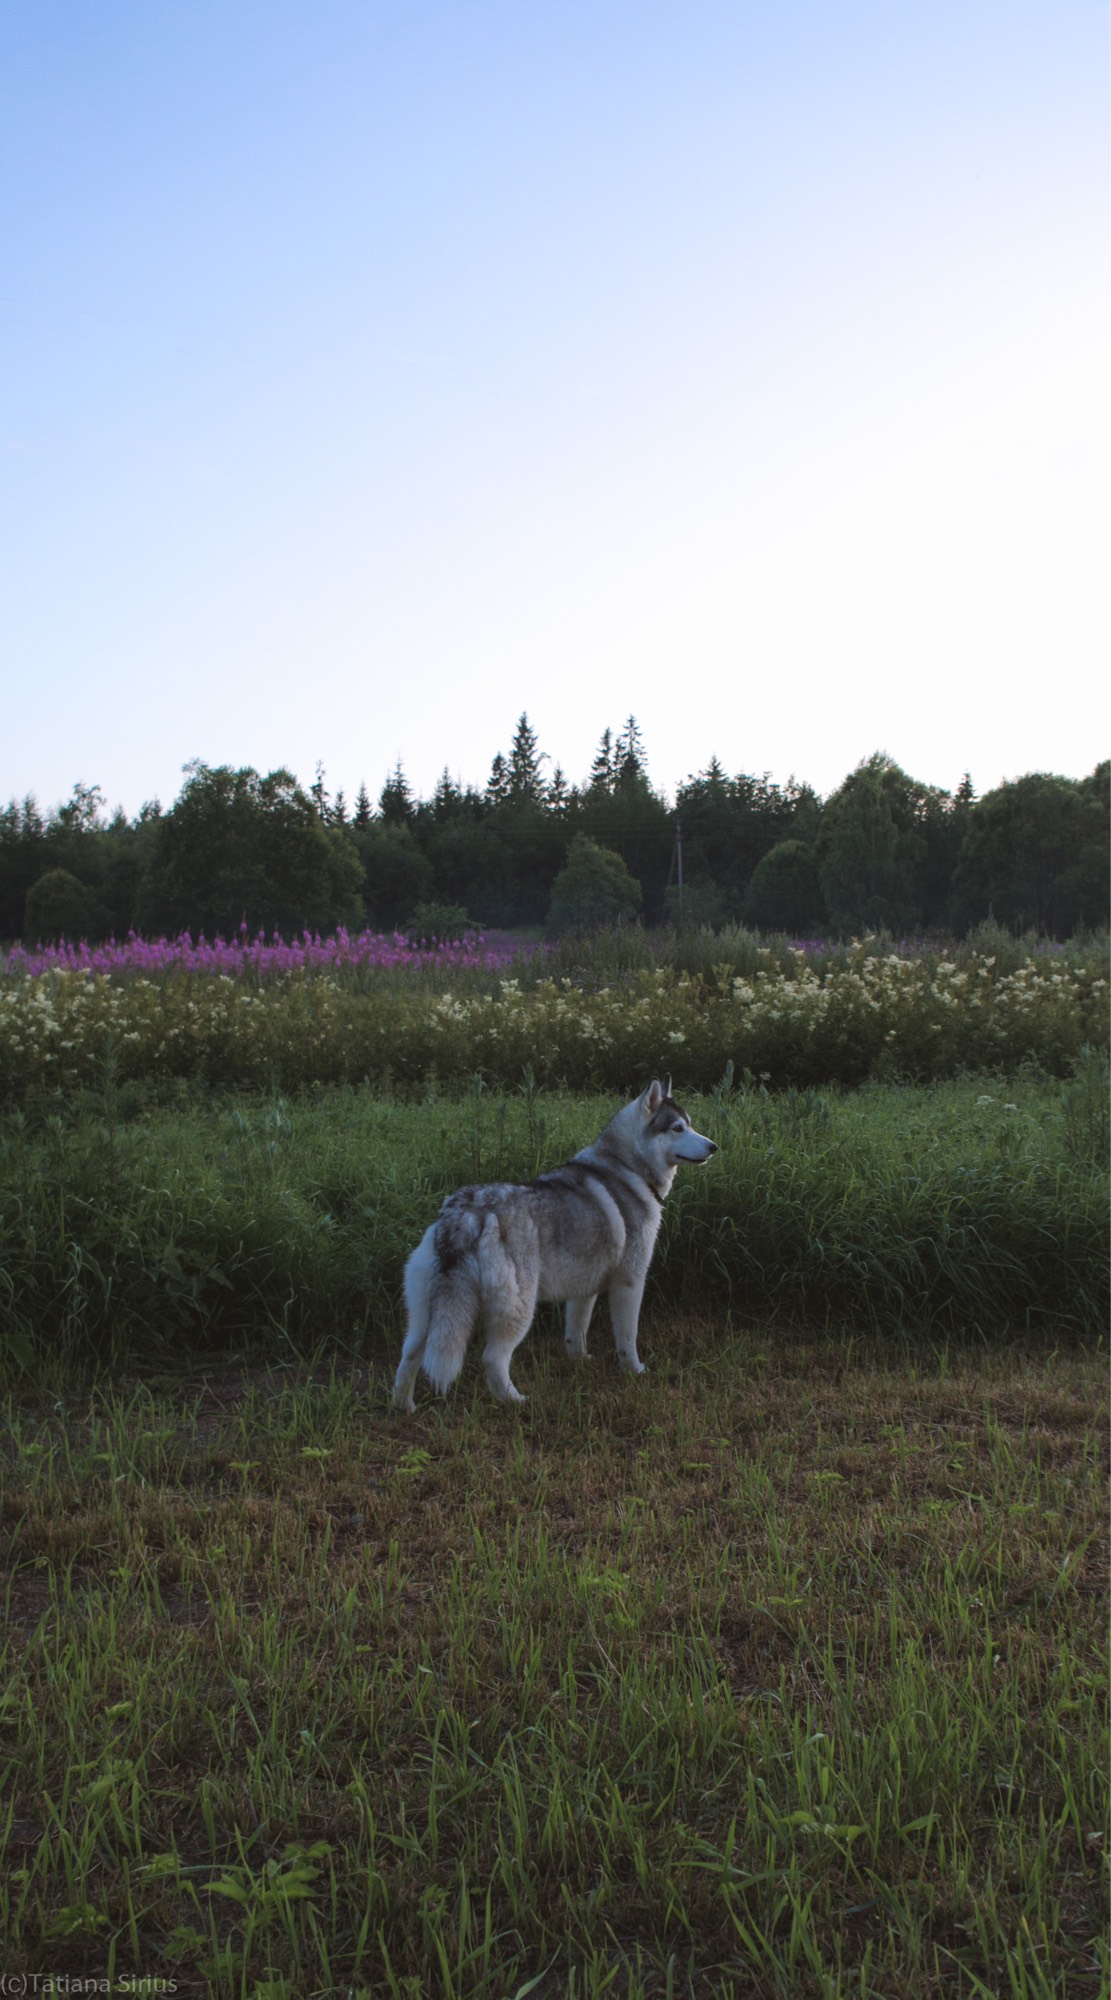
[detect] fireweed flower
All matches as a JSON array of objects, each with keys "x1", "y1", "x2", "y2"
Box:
[{"x1": 3, "y1": 925, "x2": 531, "y2": 982}]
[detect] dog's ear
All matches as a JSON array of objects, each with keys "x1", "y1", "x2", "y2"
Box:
[
  {"x1": 661, "y1": 1072, "x2": 672, "y2": 1101},
  {"x1": 644, "y1": 1078, "x2": 666, "y2": 1114}
]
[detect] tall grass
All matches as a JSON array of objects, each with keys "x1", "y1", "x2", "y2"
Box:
[
  {"x1": 540, "y1": 917, "x2": 1110, "y2": 990},
  {"x1": 1, "y1": 1064, "x2": 1106, "y2": 1376}
]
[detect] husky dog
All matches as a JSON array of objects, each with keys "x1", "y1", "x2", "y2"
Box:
[{"x1": 393, "y1": 1077, "x2": 716, "y2": 1410}]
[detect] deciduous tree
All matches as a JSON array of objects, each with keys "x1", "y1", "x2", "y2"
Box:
[
  {"x1": 139, "y1": 763, "x2": 364, "y2": 937},
  {"x1": 547, "y1": 835, "x2": 643, "y2": 933},
  {"x1": 817, "y1": 754, "x2": 927, "y2": 933}
]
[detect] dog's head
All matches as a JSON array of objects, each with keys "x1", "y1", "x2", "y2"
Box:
[{"x1": 641, "y1": 1076, "x2": 717, "y2": 1165}]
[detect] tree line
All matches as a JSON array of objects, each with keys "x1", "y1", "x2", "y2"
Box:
[{"x1": 2, "y1": 716, "x2": 1107, "y2": 945}]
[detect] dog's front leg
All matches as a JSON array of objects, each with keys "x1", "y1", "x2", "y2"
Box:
[
  {"x1": 564, "y1": 1295, "x2": 597, "y2": 1361},
  {"x1": 608, "y1": 1276, "x2": 647, "y2": 1375}
]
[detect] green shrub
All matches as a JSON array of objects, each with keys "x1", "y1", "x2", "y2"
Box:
[
  {"x1": 23, "y1": 868, "x2": 99, "y2": 944},
  {"x1": 744, "y1": 839, "x2": 826, "y2": 932},
  {"x1": 547, "y1": 836, "x2": 642, "y2": 933},
  {"x1": 404, "y1": 900, "x2": 474, "y2": 943}
]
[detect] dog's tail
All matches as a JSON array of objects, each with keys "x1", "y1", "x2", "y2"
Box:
[{"x1": 393, "y1": 1216, "x2": 482, "y2": 1410}]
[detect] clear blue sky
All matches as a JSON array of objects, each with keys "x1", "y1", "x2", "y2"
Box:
[{"x1": 2, "y1": 1, "x2": 1106, "y2": 818}]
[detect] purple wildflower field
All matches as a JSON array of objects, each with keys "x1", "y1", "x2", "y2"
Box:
[{"x1": 3, "y1": 924, "x2": 527, "y2": 980}]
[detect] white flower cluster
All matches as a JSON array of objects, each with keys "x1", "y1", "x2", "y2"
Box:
[{"x1": 0, "y1": 947, "x2": 1105, "y2": 1095}]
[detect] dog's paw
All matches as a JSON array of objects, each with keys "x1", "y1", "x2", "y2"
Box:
[{"x1": 485, "y1": 1376, "x2": 523, "y2": 1408}]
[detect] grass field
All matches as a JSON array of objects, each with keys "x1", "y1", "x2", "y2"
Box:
[
  {"x1": 1, "y1": 1042, "x2": 1107, "y2": 1996},
  {"x1": 1, "y1": 1327, "x2": 1107, "y2": 1997}
]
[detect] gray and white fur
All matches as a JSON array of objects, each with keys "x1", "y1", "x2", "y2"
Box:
[{"x1": 393, "y1": 1076, "x2": 717, "y2": 1410}]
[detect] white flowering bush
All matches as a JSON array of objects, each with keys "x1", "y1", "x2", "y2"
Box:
[
  {"x1": 0, "y1": 973, "x2": 269, "y2": 1095},
  {"x1": 0, "y1": 944, "x2": 1105, "y2": 1098}
]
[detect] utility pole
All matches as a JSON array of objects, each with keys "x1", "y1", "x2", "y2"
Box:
[{"x1": 668, "y1": 817, "x2": 684, "y2": 922}]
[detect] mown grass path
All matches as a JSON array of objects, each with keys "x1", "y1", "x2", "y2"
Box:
[{"x1": 2, "y1": 1328, "x2": 1106, "y2": 1998}]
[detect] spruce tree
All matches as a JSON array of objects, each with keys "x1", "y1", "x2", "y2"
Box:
[
  {"x1": 547, "y1": 765, "x2": 572, "y2": 816},
  {"x1": 485, "y1": 753, "x2": 510, "y2": 808},
  {"x1": 379, "y1": 762, "x2": 413, "y2": 825},
  {"x1": 589, "y1": 727, "x2": 616, "y2": 791},
  {"x1": 432, "y1": 768, "x2": 463, "y2": 819},
  {"x1": 507, "y1": 713, "x2": 547, "y2": 804},
  {"x1": 615, "y1": 716, "x2": 647, "y2": 785}
]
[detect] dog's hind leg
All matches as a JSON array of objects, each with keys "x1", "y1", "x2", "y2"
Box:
[
  {"x1": 393, "y1": 1227, "x2": 437, "y2": 1412},
  {"x1": 481, "y1": 1304, "x2": 534, "y2": 1402},
  {"x1": 563, "y1": 1294, "x2": 597, "y2": 1362},
  {"x1": 480, "y1": 1276, "x2": 539, "y2": 1404}
]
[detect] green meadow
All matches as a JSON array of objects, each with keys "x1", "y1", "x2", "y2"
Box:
[
  {"x1": 0, "y1": 934, "x2": 1107, "y2": 1996},
  {"x1": 1, "y1": 1325, "x2": 1106, "y2": 1998}
]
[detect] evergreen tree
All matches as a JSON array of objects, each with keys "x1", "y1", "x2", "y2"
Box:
[
  {"x1": 614, "y1": 716, "x2": 647, "y2": 786},
  {"x1": 353, "y1": 783, "x2": 373, "y2": 829},
  {"x1": 578, "y1": 737, "x2": 672, "y2": 920},
  {"x1": 485, "y1": 753, "x2": 510, "y2": 808},
  {"x1": 379, "y1": 761, "x2": 414, "y2": 825},
  {"x1": 431, "y1": 768, "x2": 463, "y2": 819},
  {"x1": 589, "y1": 728, "x2": 616, "y2": 792},
  {"x1": 507, "y1": 713, "x2": 547, "y2": 805},
  {"x1": 547, "y1": 765, "x2": 572, "y2": 817}
]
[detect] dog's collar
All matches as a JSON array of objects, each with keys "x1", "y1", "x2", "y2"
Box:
[{"x1": 645, "y1": 1179, "x2": 666, "y2": 1206}]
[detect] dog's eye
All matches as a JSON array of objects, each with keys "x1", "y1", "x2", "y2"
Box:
[{"x1": 672, "y1": 1122, "x2": 686, "y2": 1134}]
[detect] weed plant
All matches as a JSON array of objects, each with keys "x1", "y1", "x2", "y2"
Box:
[{"x1": 0, "y1": 1335, "x2": 1106, "y2": 1996}]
